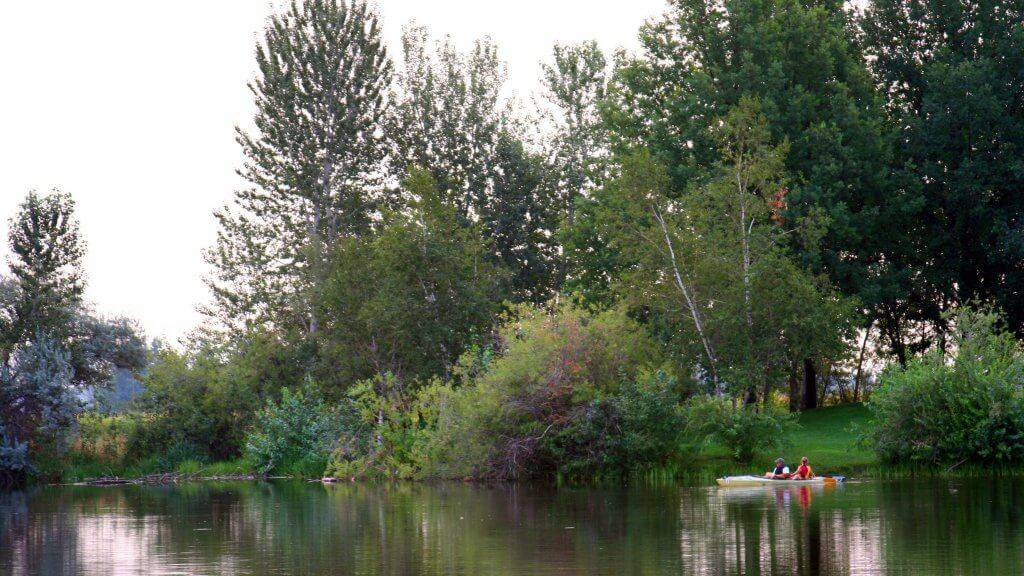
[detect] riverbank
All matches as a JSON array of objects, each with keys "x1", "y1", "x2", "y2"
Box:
[
  {"x1": 52, "y1": 404, "x2": 874, "y2": 485},
  {"x1": 51, "y1": 456, "x2": 256, "y2": 485},
  {"x1": 687, "y1": 403, "x2": 1024, "y2": 483},
  {"x1": 50, "y1": 402, "x2": 1024, "y2": 486},
  {"x1": 658, "y1": 403, "x2": 874, "y2": 484}
]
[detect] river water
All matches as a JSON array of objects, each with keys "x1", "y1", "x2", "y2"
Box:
[{"x1": 1, "y1": 478, "x2": 1023, "y2": 575}]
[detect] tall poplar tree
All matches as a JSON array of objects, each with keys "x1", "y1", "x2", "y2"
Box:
[
  {"x1": 600, "y1": 0, "x2": 922, "y2": 364},
  {"x1": 540, "y1": 41, "x2": 610, "y2": 228},
  {"x1": 389, "y1": 26, "x2": 505, "y2": 216},
  {"x1": 539, "y1": 42, "x2": 611, "y2": 296},
  {"x1": 206, "y1": 0, "x2": 393, "y2": 333},
  {"x1": 861, "y1": 0, "x2": 1024, "y2": 343},
  {"x1": 389, "y1": 27, "x2": 556, "y2": 302},
  {"x1": 3, "y1": 190, "x2": 84, "y2": 352}
]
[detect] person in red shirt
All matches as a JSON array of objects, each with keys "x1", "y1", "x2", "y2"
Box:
[{"x1": 794, "y1": 456, "x2": 814, "y2": 479}]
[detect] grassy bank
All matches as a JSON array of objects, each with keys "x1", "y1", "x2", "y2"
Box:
[
  {"x1": 679, "y1": 403, "x2": 876, "y2": 482},
  {"x1": 788, "y1": 403, "x2": 875, "y2": 475},
  {"x1": 685, "y1": 403, "x2": 1024, "y2": 482},
  {"x1": 48, "y1": 456, "x2": 255, "y2": 484},
  {"x1": 49, "y1": 402, "x2": 1024, "y2": 486},
  {"x1": 52, "y1": 403, "x2": 878, "y2": 485}
]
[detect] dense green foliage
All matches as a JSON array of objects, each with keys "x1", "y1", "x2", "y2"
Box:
[
  {"x1": 685, "y1": 396, "x2": 796, "y2": 462},
  {"x1": 861, "y1": 0, "x2": 1024, "y2": 343},
  {"x1": 390, "y1": 29, "x2": 557, "y2": 302},
  {"x1": 576, "y1": 103, "x2": 853, "y2": 401},
  {"x1": 547, "y1": 370, "x2": 687, "y2": 480},
  {"x1": 313, "y1": 171, "x2": 506, "y2": 389},
  {"x1": 601, "y1": 0, "x2": 920, "y2": 365},
  {"x1": 132, "y1": 348, "x2": 249, "y2": 462},
  {"x1": 1, "y1": 191, "x2": 146, "y2": 485},
  {"x1": 245, "y1": 381, "x2": 356, "y2": 476},
  {"x1": 126, "y1": 330, "x2": 309, "y2": 462},
  {"x1": 866, "y1": 309, "x2": 1024, "y2": 465},
  {"x1": 421, "y1": 304, "x2": 677, "y2": 480},
  {"x1": 7, "y1": 0, "x2": 1024, "y2": 484}
]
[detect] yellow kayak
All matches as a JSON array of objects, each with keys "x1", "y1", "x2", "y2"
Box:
[{"x1": 716, "y1": 475, "x2": 840, "y2": 487}]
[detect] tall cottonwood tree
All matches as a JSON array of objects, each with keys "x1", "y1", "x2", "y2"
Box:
[
  {"x1": 206, "y1": 0, "x2": 393, "y2": 334},
  {"x1": 389, "y1": 27, "x2": 556, "y2": 302},
  {"x1": 539, "y1": 42, "x2": 611, "y2": 296},
  {"x1": 861, "y1": 0, "x2": 1024, "y2": 345},
  {"x1": 540, "y1": 41, "x2": 610, "y2": 228},
  {"x1": 602, "y1": 0, "x2": 919, "y2": 365},
  {"x1": 389, "y1": 26, "x2": 505, "y2": 216},
  {"x1": 2, "y1": 191, "x2": 84, "y2": 354},
  {"x1": 591, "y1": 101, "x2": 851, "y2": 401}
]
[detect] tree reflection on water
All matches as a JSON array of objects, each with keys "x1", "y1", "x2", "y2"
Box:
[{"x1": 2, "y1": 478, "x2": 1023, "y2": 575}]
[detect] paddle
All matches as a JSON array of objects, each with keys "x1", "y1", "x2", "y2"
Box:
[{"x1": 822, "y1": 475, "x2": 845, "y2": 484}]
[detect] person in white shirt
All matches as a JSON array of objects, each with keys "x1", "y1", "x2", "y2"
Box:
[{"x1": 765, "y1": 457, "x2": 791, "y2": 479}]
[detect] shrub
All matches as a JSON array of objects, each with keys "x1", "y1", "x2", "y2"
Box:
[
  {"x1": 0, "y1": 338, "x2": 77, "y2": 484},
  {"x1": 133, "y1": 335, "x2": 307, "y2": 464},
  {"x1": 324, "y1": 374, "x2": 437, "y2": 480},
  {"x1": 865, "y1": 308, "x2": 1024, "y2": 465},
  {"x1": 685, "y1": 395, "x2": 796, "y2": 462},
  {"x1": 0, "y1": 422, "x2": 30, "y2": 486},
  {"x1": 548, "y1": 370, "x2": 687, "y2": 480},
  {"x1": 131, "y1": 348, "x2": 241, "y2": 461},
  {"x1": 175, "y1": 459, "x2": 204, "y2": 475},
  {"x1": 423, "y1": 303, "x2": 671, "y2": 480},
  {"x1": 244, "y1": 380, "x2": 356, "y2": 475},
  {"x1": 155, "y1": 440, "x2": 210, "y2": 471},
  {"x1": 73, "y1": 412, "x2": 141, "y2": 466}
]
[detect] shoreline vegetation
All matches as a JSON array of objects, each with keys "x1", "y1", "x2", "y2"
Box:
[
  {"x1": 5, "y1": 0, "x2": 1024, "y2": 490},
  {"x1": 56, "y1": 404, "x2": 1024, "y2": 487}
]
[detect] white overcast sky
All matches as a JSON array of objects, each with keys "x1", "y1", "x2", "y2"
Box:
[{"x1": 0, "y1": 0, "x2": 665, "y2": 343}]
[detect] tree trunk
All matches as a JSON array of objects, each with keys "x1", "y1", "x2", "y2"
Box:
[
  {"x1": 651, "y1": 204, "x2": 721, "y2": 392},
  {"x1": 788, "y1": 365, "x2": 800, "y2": 412},
  {"x1": 818, "y1": 362, "x2": 831, "y2": 407},
  {"x1": 853, "y1": 320, "x2": 874, "y2": 403},
  {"x1": 744, "y1": 386, "x2": 758, "y2": 406},
  {"x1": 881, "y1": 309, "x2": 907, "y2": 368},
  {"x1": 801, "y1": 357, "x2": 817, "y2": 411}
]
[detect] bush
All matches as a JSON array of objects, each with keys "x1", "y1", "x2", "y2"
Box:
[
  {"x1": 548, "y1": 370, "x2": 687, "y2": 480},
  {"x1": 423, "y1": 303, "x2": 671, "y2": 480},
  {"x1": 865, "y1": 308, "x2": 1024, "y2": 465},
  {"x1": 73, "y1": 412, "x2": 141, "y2": 466},
  {"x1": 0, "y1": 422, "x2": 30, "y2": 486},
  {"x1": 131, "y1": 348, "x2": 241, "y2": 461},
  {"x1": 133, "y1": 335, "x2": 308, "y2": 465},
  {"x1": 244, "y1": 380, "x2": 356, "y2": 475},
  {"x1": 685, "y1": 396, "x2": 796, "y2": 462},
  {"x1": 324, "y1": 374, "x2": 438, "y2": 480},
  {"x1": 155, "y1": 440, "x2": 210, "y2": 471}
]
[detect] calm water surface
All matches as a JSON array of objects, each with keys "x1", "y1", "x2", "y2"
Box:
[{"x1": 2, "y1": 478, "x2": 1024, "y2": 575}]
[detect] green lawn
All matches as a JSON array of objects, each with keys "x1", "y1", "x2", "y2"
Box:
[
  {"x1": 789, "y1": 403, "x2": 875, "y2": 474},
  {"x1": 682, "y1": 402, "x2": 878, "y2": 482}
]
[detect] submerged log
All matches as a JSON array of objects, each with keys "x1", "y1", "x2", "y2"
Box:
[{"x1": 84, "y1": 477, "x2": 131, "y2": 486}]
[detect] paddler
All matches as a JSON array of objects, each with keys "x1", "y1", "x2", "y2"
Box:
[
  {"x1": 765, "y1": 457, "x2": 791, "y2": 479},
  {"x1": 793, "y1": 456, "x2": 814, "y2": 479}
]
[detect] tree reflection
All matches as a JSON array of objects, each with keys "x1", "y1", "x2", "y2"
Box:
[{"x1": 1, "y1": 479, "x2": 1023, "y2": 575}]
